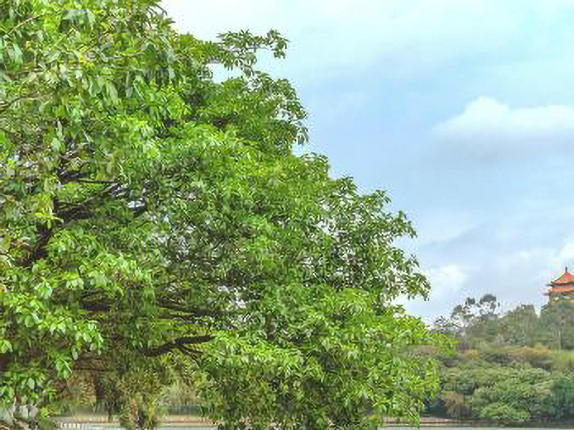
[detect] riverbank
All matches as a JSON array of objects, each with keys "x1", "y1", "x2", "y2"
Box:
[
  {"x1": 58, "y1": 415, "x2": 459, "y2": 427},
  {"x1": 57, "y1": 415, "x2": 459, "y2": 428},
  {"x1": 55, "y1": 415, "x2": 574, "y2": 429}
]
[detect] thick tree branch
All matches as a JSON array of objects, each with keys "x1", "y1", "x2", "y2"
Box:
[
  {"x1": 23, "y1": 222, "x2": 54, "y2": 266},
  {"x1": 141, "y1": 335, "x2": 212, "y2": 357},
  {"x1": 75, "y1": 179, "x2": 117, "y2": 184},
  {"x1": 157, "y1": 300, "x2": 229, "y2": 318}
]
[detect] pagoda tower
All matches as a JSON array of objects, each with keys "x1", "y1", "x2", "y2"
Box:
[{"x1": 547, "y1": 267, "x2": 574, "y2": 303}]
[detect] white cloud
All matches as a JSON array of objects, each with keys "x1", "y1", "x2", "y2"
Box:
[
  {"x1": 433, "y1": 96, "x2": 574, "y2": 159},
  {"x1": 402, "y1": 263, "x2": 469, "y2": 322},
  {"x1": 549, "y1": 241, "x2": 574, "y2": 273},
  {"x1": 424, "y1": 264, "x2": 469, "y2": 299}
]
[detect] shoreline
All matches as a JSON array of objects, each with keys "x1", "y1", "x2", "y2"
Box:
[{"x1": 56, "y1": 415, "x2": 574, "y2": 428}]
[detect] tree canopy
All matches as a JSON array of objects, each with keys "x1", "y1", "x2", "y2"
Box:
[
  {"x1": 0, "y1": 1, "x2": 441, "y2": 429},
  {"x1": 426, "y1": 295, "x2": 574, "y2": 425}
]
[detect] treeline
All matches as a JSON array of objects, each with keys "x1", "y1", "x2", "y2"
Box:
[{"x1": 424, "y1": 295, "x2": 574, "y2": 424}]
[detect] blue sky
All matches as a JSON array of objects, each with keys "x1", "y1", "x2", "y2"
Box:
[{"x1": 163, "y1": 0, "x2": 574, "y2": 321}]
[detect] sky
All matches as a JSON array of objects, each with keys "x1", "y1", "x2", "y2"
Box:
[{"x1": 162, "y1": 0, "x2": 574, "y2": 322}]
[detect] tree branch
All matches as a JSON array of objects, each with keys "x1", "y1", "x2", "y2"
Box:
[
  {"x1": 4, "y1": 14, "x2": 45, "y2": 37},
  {"x1": 157, "y1": 300, "x2": 230, "y2": 318},
  {"x1": 23, "y1": 221, "x2": 54, "y2": 266},
  {"x1": 75, "y1": 179, "x2": 117, "y2": 184},
  {"x1": 141, "y1": 335, "x2": 212, "y2": 357},
  {"x1": 0, "y1": 94, "x2": 41, "y2": 115}
]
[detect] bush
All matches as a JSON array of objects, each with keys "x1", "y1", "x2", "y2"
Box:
[
  {"x1": 508, "y1": 346, "x2": 552, "y2": 370},
  {"x1": 470, "y1": 378, "x2": 551, "y2": 422},
  {"x1": 544, "y1": 376, "x2": 574, "y2": 419},
  {"x1": 478, "y1": 402, "x2": 530, "y2": 425},
  {"x1": 478, "y1": 346, "x2": 513, "y2": 365},
  {"x1": 552, "y1": 350, "x2": 574, "y2": 372}
]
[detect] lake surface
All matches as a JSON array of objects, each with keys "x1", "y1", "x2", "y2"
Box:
[{"x1": 61, "y1": 424, "x2": 572, "y2": 430}]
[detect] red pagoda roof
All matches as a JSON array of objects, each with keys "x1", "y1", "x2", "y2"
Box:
[{"x1": 550, "y1": 268, "x2": 574, "y2": 286}]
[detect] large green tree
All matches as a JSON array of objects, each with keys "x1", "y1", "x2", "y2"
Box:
[{"x1": 0, "y1": 1, "x2": 441, "y2": 429}]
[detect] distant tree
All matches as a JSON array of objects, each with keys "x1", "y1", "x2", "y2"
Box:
[
  {"x1": 436, "y1": 295, "x2": 502, "y2": 347},
  {"x1": 499, "y1": 304, "x2": 540, "y2": 346},
  {"x1": 541, "y1": 298, "x2": 574, "y2": 350},
  {"x1": 430, "y1": 297, "x2": 574, "y2": 424},
  {"x1": 432, "y1": 316, "x2": 460, "y2": 337}
]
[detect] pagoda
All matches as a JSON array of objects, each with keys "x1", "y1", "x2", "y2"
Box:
[{"x1": 547, "y1": 267, "x2": 574, "y2": 303}]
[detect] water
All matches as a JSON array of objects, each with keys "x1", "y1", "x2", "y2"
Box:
[
  {"x1": 60, "y1": 425, "x2": 568, "y2": 430},
  {"x1": 61, "y1": 423, "x2": 574, "y2": 430}
]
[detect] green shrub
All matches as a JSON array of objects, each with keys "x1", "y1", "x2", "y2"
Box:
[{"x1": 478, "y1": 402, "x2": 530, "y2": 425}]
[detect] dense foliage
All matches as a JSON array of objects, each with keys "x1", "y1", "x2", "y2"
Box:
[
  {"x1": 0, "y1": 1, "x2": 441, "y2": 429},
  {"x1": 427, "y1": 295, "x2": 574, "y2": 425}
]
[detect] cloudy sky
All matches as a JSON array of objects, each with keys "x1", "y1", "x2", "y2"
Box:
[{"x1": 162, "y1": 0, "x2": 574, "y2": 321}]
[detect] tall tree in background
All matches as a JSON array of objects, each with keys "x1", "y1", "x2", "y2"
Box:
[
  {"x1": 541, "y1": 298, "x2": 574, "y2": 350},
  {"x1": 500, "y1": 305, "x2": 540, "y2": 346},
  {"x1": 440, "y1": 294, "x2": 501, "y2": 347},
  {"x1": 0, "y1": 1, "x2": 441, "y2": 429}
]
